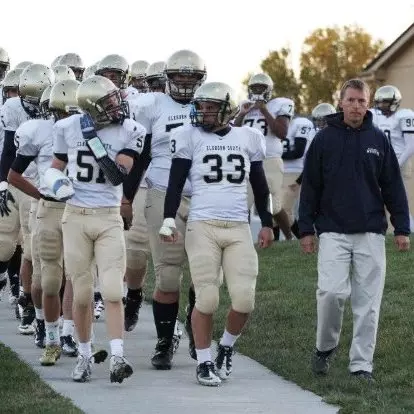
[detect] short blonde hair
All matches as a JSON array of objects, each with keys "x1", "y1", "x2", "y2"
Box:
[{"x1": 340, "y1": 78, "x2": 370, "y2": 100}]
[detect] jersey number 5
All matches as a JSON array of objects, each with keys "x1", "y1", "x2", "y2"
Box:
[
  {"x1": 76, "y1": 151, "x2": 106, "y2": 183},
  {"x1": 203, "y1": 154, "x2": 245, "y2": 184}
]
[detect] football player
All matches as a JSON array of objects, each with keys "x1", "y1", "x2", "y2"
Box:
[
  {"x1": 146, "y1": 61, "x2": 167, "y2": 93},
  {"x1": 124, "y1": 49, "x2": 206, "y2": 369},
  {"x1": 8, "y1": 80, "x2": 81, "y2": 362},
  {"x1": 159, "y1": 82, "x2": 273, "y2": 386},
  {"x1": 0, "y1": 66, "x2": 22, "y2": 301},
  {"x1": 0, "y1": 47, "x2": 10, "y2": 81},
  {"x1": 288, "y1": 103, "x2": 336, "y2": 233},
  {"x1": 47, "y1": 75, "x2": 146, "y2": 383},
  {"x1": 372, "y1": 85, "x2": 414, "y2": 231},
  {"x1": 0, "y1": 63, "x2": 53, "y2": 334},
  {"x1": 234, "y1": 73, "x2": 294, "y2": 240},
  {"x1": 129, "y1": 60, "x2": 150, "y2": 94}
]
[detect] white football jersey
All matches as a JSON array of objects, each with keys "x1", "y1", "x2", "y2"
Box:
[
  {"x1": 53, "y1": 114, "x2": 146, "y2": 208},
  {"x1": 1, "y1": 96, "x2": 39, "y2": 183},
  {"x1": 371, "y1": 108, "x2": 414, "y2": 158},
  {"x1": 131, "y1": 92, "x2": 192, "y2": 195},
  {"x1": 171, "y1": 125, "x2": 266, "y2": 222},
  {"x1": 124, "y1": 86, "x2": 140, "y2": 102},
  {"x1": 242, "y1": 97, "x2": 294, "y2": 158},
  {"x1": 15, "y1": 119, "x2": 56, "y2": 197},
  {"x1": 284, "y1": 117, "x2": 314, "y2": 173}
]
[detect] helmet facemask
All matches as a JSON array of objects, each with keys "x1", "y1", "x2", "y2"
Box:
[
  {"x1": 130, "y1": 76, "x2": 148, "y2": 93},
  {"x1": 248, "y1": 83, "x2": 271, "y2": 102},
  {"x1": 167, "y1": 71, "x2": 205, "y2": 101},
  {"x1": 191, "y1": 97, "x2": 237, "y2": 132},
  {"x1": 0, "y1": 62, "x2": 9, "y2": 81},
  {"x1": 97, "y1": 69, "x2": 127, "y2": 90},
  {"x1": 90, "y1": 90, "x2": 129, "y2": 127},
  {"x1": 375, "y1": 99, "x2": 399, "y2": 116},
  {"x1": 147, "y1": 76, "x2": 166, "y2": 93}
]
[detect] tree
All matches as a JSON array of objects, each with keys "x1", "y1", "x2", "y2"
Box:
[
  {"x1": 242, "y1": 48, "x2": 303, "y2": 113},
  {"x1": 300, "y1": 25, "x2": 384, "y2": 111}
]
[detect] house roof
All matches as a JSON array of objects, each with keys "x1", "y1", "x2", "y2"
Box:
[{"x1": 362, "y1": 22, "x2": 414, "y2": 74}]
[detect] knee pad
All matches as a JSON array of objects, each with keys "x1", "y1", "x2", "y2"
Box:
[
  {"x1": 155, "y1": 264, "x2": 182, "y2": 293},
  {"x1": 195, "y1": 284, "x2": 220, "y2": 315},
  {"x1": 73, "y1": 275, "x2": 94, "y2": 307},
  {"x1": 38, "y1": 230, "x2": 61, "y2": 263},
  {"x1": 100, "y1": 273, "x2": 123, "y2": 302},
  {"x1": 126, "y1": 249, "x2": 148, "y2": 271},
  {"x1": 231, "y1": 286, "x2": 256, "y2": 314},
  {"x1": 41, "y1": 264, "x2": 64, "y2": 296}
]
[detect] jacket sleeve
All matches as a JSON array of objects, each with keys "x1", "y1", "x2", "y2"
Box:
[
  {"x1": 298, "y1": 133, "x2": 323, "y2": 237},
  {"x1": 379, "y1": 135, "x2": 410, "y2": 235}
]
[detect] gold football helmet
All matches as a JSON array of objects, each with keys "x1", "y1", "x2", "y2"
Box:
[
  {"x1": 19, "y1": 64, "x2": 55, "y2": 106},
  {"x1": 59, "y1": 53, "x2": 84, "y2": 81},
  {"x1": 130, "y1": 60, "x2": 149, "y2": 92},
  {"x1": 76, "y1": 75, "x2": 129, "y2": 127},
  {"x1": 146, "y1": 61, "x2": 166, "y2": 93},
  {"x1": 247, "y1": 73, "x2": 273, "y2": 102},
  {"x1": 2, "y1": 68, "x2": 23, "y2": 103},
  {"x1": 49, "y1": 79, "x2": 81, "y2": 120},
  {"x1": 311, "y1": 103, "x2": 336, "y2": 130},
  {"x1": 14, "y1": 61, "x2": 33, "y2": 70},
  {"x1": 53, "y1": 65, "x2": 76, "y2": 83},
  {"x1": 165, "y1": 50, "x2": 206, "y2": 100},
  {"x1": 374, "y1": 85, "x2": 402, "y2": 115},
  {"x1": 96, "y1": 54, "x2": 129, "y2": 89},
  {"x1": 0, "y1": 47, "x2": 10, "y2": 80},
  {"x1": 191, "y1": 82, "x2": 239, "y2": 131}
]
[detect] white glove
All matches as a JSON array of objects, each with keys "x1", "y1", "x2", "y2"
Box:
[{"x1": 159, "y1": 218, "x2": 177, "y2": 237}]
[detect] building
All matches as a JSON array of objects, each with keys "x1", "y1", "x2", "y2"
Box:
[{"x1": 360, "y1": 23, "x2": 414, "y2": 108}]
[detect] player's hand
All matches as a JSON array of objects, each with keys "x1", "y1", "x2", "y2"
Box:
[
  {"x1": 0, "y1": 182, "x2": 14, "y2": 217},
  {"x1": 79, "y1": 113, "x2": 97, "y2": 140},
  {"x1": 300, "y1": 234, "x2": 317, "y2": 254},
  {"x1": 258, "y1": 227, "x2": 274, "y2": 248},
  {"x1": 121, "y1": 202, "x2": 133, "y2": 230},
  {"x1": 240, "y1": 101, "x2": 254, "y2": 115},
  {"x1": 159, "y1": 218, "x2": 179, "y2": 243},
  {"x1": 394, "y1": 235, "x2": 410, "y2": 252},
  {"x1": 252, "y1": 100, "x2": 266, "y2": 111}
]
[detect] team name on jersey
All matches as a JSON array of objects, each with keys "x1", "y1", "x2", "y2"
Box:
[
  {"x1": 168, "y1": 114, "x2": 188, "y2": 121},
  {"x1": 76, "y1": 141, "x2": 112, "y2": 150},
  {"x1": 206, "y1": 144, "x2": 241, "y2": 151}
]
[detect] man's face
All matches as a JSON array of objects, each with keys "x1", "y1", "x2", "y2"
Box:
[{"x1": 340, "y1": 87, "x2": 369, "y2": 125}]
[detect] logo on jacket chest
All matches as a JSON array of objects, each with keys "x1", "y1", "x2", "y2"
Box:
[{"x1": 366, "y1": 147, "x2": 379, "y2": 157}]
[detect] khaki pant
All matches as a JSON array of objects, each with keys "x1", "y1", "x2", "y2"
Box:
[
  {"x1": 61, "y1": 205, "x2": 125, "y2": 306},
  {"x1": 144, "y1": 188, "x2": 189, "y2": 292},
  {"x1": 125, "y1": 188, "x2": 150, "y2": 271},
  {"x1": 263, "y1": 157, "x2": 284, "y2": 215},
  {"x1": 0, "y1": 185, "x2": 32, "y2": 262},
  {"x1": 282, "y1": 172, "x2": 301, "y2": 225},
  {"x1": 32, "y1": 199, "x2": 65, "y2": 296},
  {"x1": 30, "y1": 200, "x2": 41, "y2": 289},
  {"x1": 317, "y1": 232, "x2": 386, "y2": 373},
  {"x1": 185, "y1": 220, "x2": 258, "y2": 314}
]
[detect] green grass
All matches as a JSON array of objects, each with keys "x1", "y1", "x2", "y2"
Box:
[
  {"x1": 0, "y1": 343, "x2": 83, "y2": 414},
  {"x1": 144, "y1": 236, "x2": 414, "y2": 414}
]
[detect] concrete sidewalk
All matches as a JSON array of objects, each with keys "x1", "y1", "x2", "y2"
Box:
[{"x1": 0, "y1": 299, "x2": 338, "y2": 414}]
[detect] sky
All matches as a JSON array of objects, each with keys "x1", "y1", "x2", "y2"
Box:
[{"x1": 1, "y1": 0, "x2": 414, "y2": 99}]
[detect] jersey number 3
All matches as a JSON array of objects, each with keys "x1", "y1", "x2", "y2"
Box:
[
  {"x1": 203, "y1": 154, "x2": 245, "y2": 184},
  {"x1": 76, "y1": 151, "x2": 106, "y2": 183}
]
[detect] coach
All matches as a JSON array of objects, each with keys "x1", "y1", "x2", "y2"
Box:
[{"x1": 298, "y1": 79, "x2": 410, "y2": 381}]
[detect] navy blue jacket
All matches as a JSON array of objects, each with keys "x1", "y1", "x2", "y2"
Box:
[{"x1": 298, "y1": 111, "x2": 410, "y2": 237}]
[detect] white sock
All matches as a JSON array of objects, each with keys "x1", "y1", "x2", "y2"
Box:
[
  {"x1": 220, "y1": 329, "x2": 239, "y2": 347},
  {"x1": 78, "y1": 341, "x2": 92, "y2": 358},
  {"x1": 62, "y1": 319, "x2": 74, "y2": 337},
  {"x1": 196, "y1": 347, "x2": 212, "y2": 365},
  {"x1": 35, "y1": 307, "x2": 44, "y2": 320},
  {"x1": 110, "y1": 338, "x2": 123, "y2": 357},
  {"x1": 90, "y1": 325, "x2": 95, "y2": 345},
  {"x1": 45, "y1": 320, "x2": 60, "y2": 346}
]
